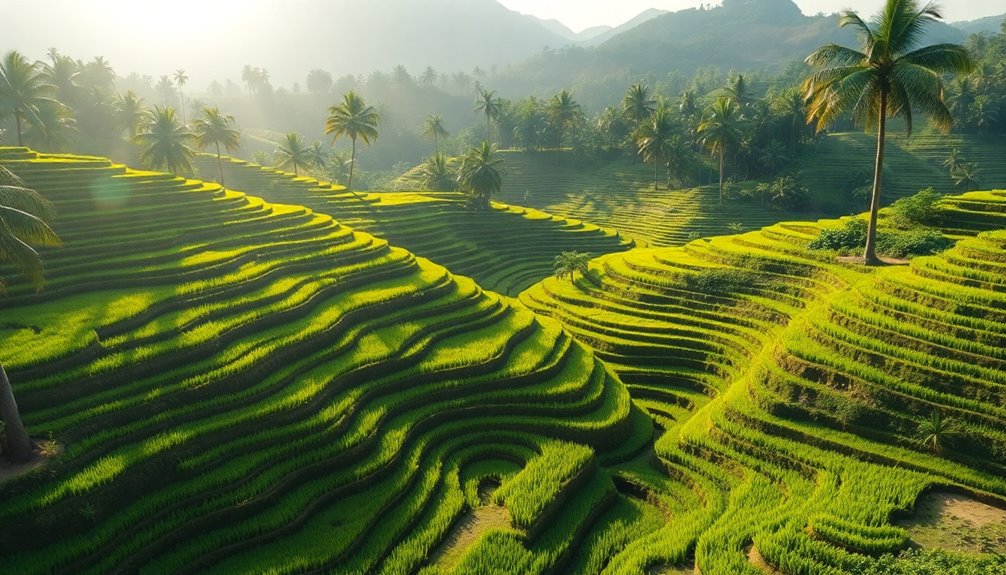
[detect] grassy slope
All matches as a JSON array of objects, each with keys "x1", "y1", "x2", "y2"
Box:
[
  {"x1": 521, "y1": 189, "x2": 1006, "y2": 573},
  {"x1": 193, "y1": 154, "x2": 634, "y2": 296},
  {"x1": 0, "y1": 147, "x2": 649, "y2": 574}
]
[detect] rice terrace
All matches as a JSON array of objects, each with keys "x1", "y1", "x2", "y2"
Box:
[{"x1": 2, "y1": 0, "x2": 1006, "y2": 573}]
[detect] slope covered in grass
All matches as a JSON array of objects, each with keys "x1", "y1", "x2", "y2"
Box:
[
  {"x1": 192, "y1": 154, "x2": 633, "y2": 295},
  {"x1": 497, "y1": 152, "x2": 806, "y2": 247},
  {"x1": 521, "y1": 189, "x2": 1006, "y2": 573},
  {"x1": 0, "y1": 147, "x2": 650, "y2": 574}
]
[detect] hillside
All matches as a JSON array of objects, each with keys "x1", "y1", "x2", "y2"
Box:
[
  {"x1": 521, "y1": 188, "x2": 1006, "y2": 572},
  {"x1": 191, "y1": 154, "x2": 634, "y2": 295},
  {"x1": 0, "y1": 148, "x2": 648, "y2": 573}
]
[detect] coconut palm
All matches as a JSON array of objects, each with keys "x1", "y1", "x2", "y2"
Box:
[
  {"x1": 324, "y1": 91, "x2": 380, "y2": 193},
  {"x1": 155, "y1": 75, "x2": 176, "y2": 107},
  {"x1": 547, "y1": 89, "x2": 582, "y2": 158},
  {"x1": 802, "y1": 0, "x2": 973, "y2": 264},
  {"x1": 637, "y1": 107, "x2": 676, "y2": 190},
  {"x1": 697, "y1": 97, "x2": 744, "y2": 204},
  {"x1": 275, "y1": 132, "x2": 312, "y2": 177},
  {"x1": 135, "y1": 106, "x2": 195, "y2": 175},
  {"x1": 410, "y1": 153, "x2": 456, "y2": 192},
  {"x1": 474, "y1": 89, "x2": 500, "y2": 144},
  {"x1": 553, "y1": 250, "x2": 591, "y2": 282},
  {"x1": 192, "y1": 107, "x2": 240, "y2": 185},
  {"x1": 0, "y1": 164, "x2": 61, "y2": 463},
  {"x1": 23, "y1": 99, "x2": 76, "y2": 152},
  {"x1": 622, "y1": 83, "x2": 656, "y2": 126},
  {"x1": 42, "y1": 52, "x2": 80, "y2": 105},
  {"x1": 916, "y1": 412, "x2": 959, "y2": 454},
  {"x1": 0, "y1": 51, "x2": 55, "y2": 146},
  {"x1": 174, "y1": 69, "x2": 188, "y2": 124},
  {"x1": 422, "y1": 114, "x2": 449, "y2": 155},
  {"x1": 457, "y1": 142, "x2": 503, "y2": 210},
  {"x1": 951, "y1": 161, "x2": 981, "y2": 191},
  {"x1": 308, "y1": 142, "x2": 328, "y2": 171},
  {"x1": 113, "y1": 90, "x2": 145, "y2": 141}
]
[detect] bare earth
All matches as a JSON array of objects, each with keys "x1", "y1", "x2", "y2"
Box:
[
  {"x1": 897, "y1": 492, "x2": 1006, "y2": 554},
  {"x1": 748, "y1": 545, "x2": 784, "y2": 574},
  {"x1": 427, "y1": 504, "x2": 512, "y2": 569}
]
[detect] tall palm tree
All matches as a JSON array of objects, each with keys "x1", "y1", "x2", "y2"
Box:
[
  {"x1": 622, "y1": 83, "x2": 656, "y2": 125},
  {"x1": 803, "y1": 0, "x2": 973, "y2": 264},
  {"x1": 42, "y1": 53, "x2": 79, "y2": 105},
  {"x1": 174, "y1": 69, "x2": 188, "y2": 125},
  {"x1": 275, "y1": 132, "x2": 312, "y2": 177},
  {"x1": 0, "y1": 165, "x2": 61, "y2": 463},
  {"x1": 0, "y1": 51, "x2": 55, "y2": 146},
  {"x1": 135, "y1": 106, "x2": 195, "y2": 175},
  {"x1": 409, "y1": 153, "x2": 456, "y2": 192},
  {"x1": 113, "y1": 90, "x2": 146, "y2": 141},
  {"x1": 192, "y1": 106, "x2": 240, "y2": 185},
  {"x1": 422, "y1": 114, "x2": 449, "y2": 155},
  {"x1": 23, "y1": 99, "x2": 76, "y2": 152},
  {"x1": 308, "y1": 142, "x2": 328, "y2": 171},
  {"x1": 697, "y1": 97, "x2": 744, "y2": 204},
  {"x1": 637, "y1": 107, "x2": 676, "y2": 190},
  {"x1": 324, "y1": 91, "x2": 379, "y2": 193},
  {"x1": 457, "y1": 142, "x2": 503, "y2": 210},
  {"x1": 474, "y1": 89, "x2": 500, "y2": 145},
  {"x1": 547, "y1": 89, "x2": 582, "y2": 159},
  {"x1": 155, "y1": 75, "x2": 176, "y2": 107}
]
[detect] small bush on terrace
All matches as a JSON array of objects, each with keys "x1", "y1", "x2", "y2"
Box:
[
  {"x1": 889, "y1": 188, "x2": 945, "y2": 227},
  {"x1": 809, "y1": 218, "x2": 868, "y2": 252},
  {"x1": 809, "y1": 218, "x2": 950, "y2": 258},
  {"x1": 685, "y1": 268, "x2": 759, "y2": 295}
]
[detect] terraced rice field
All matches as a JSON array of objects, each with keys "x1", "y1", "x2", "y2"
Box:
[
  {"x1": 192, "y1": 154, "x2": 632, "y2": 295},
  {"x1": 497, "y1": 152, "x2": 807, "y2": 247},
  {"x1": 521, "y1": 189, "x2": 1006, "y2": 573},
  {"x1": 0, "y1": 148, "x2": 650, "y2": 573},
  {"x1": 4, "y1": 144, "x2": 1006, "y2": 573}
]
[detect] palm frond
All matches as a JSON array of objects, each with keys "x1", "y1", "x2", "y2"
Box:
[
  {"x1": 804, "y1": 44, "x2": 867, "y2": 68},
  {"x1": 900, "y1": 43, "x2": 975, "y2": 75},
  {"x1": 0, "y1": 206, "x2": 61, "y2": 247},
  {"x1": 0, "y1": 216, "x2": 45, "y2": 289},
  {"x1": 0, "y1": 185, "x2": 56, "y2": 220}
]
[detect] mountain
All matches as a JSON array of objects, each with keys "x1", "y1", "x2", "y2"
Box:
[
  {"x1": 580, "y1": 8, "x2": 668, "y2": 47},
  {"x1": 952, "y1": 13, "x2": 1006, "y2": 36},
  {"x1": 5, "y1": 0, "x2": 572, "y2": 88}
]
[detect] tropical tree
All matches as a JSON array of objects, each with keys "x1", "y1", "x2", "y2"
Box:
[
  {"x1": 636, "y1": 107, "x2": 676, "y2": 190},
  {"x1": 174, "y1": 69, "x2": 188, "y2": 124},
  {"x1": 155, "y1": 75, "x2": 176, "y2": 106},
  {"x1": 23, "y1": 99, "x2": 76, "y2": 151},
  {"x1": 0, "y1": 164, "x2": 62, "y2": 463},
  {"x1": 308, "y1": 141, "x2": 328, "y2": 171},
  {"x1": 916, "y1": 412, "x2": 960, "y2": 454},
  {"x1": 409, "y1": 153, "x2": 456, "y2": 192},
  {"x1": 622, "y1": 83, "x2": 656, "y2": 126},
  {"x1": 275, "y1": 132, "x2": 312, "y2": 177},
  {"x1": 306, "y1": 69, "x2": 333, "y2": 94},
  {"x1": 802, "y1": 0, "x2": 973, "y2": 264},
  {"x1": 457, "y1": 142, "x2": 503, "y2": 210},
  {"x1": 113, "y1": 90, "x2": 146, "y2": 141},
  {"x1": 546, "y1": 89, "x2": 582, "y2": 158},
  {"x1": 474, "y1": 89, "x2": 500, "y2": 144},
  {"x1": 42, "y1": 52, "x2": 80, "y2": 105},
  {"x1": 951, "y1": 161, "x2": 981, "y2": 191},
  {"x1": 135, "y1": 106, "x2": 195, "y2": 174},
  {"x1": 553, "y1": 250, "x2": 591, "y2": 282},
  {"x1": 324, "y1": 91, "x2": 379, "y2": 192},
  {"x1": 422, "y1": 114, "x2": 449, "y2": 155},
  {"x1": 0, "y1": 51, "x2": 55, "y2": 146},
  {"x1": 697, "y1": 97, "x2": 744, "y2": 204},
  {"x1": 942, "y1": 148, "x2": 964, "y2": 176},
  {"x1": 192, "y1": 107, "x2": 240, "y2": 185}
]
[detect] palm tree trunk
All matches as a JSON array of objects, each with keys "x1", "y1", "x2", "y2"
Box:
[
  {"x1": 180, "y1": 93, "x2": 187, "y2": 126},
  {"x1": 0, "y1": 363, "x2": 33, "y2": 464},
  {"x1": 216, "y1": 142, "x2": 225, "y2": 186},
  {"x1": 434, "y1": 133, "x2": 438, "y2": 156},
  {"x1": 864, "y1": 91, "x2": 887, "y2": 265},
  {"x1": 15, "y1": 112, "x2": 23, "y2": 147},
  {"x1": 654, "y1": 160, "x2": 658, "y2": 190},
  {"x1": 348, "y1": 138, "x2": 364, "y2": 200},
  {"x1": 486, "y1": 114, "x2": 491, "y2": 146},
  {"x1": 718, "y1": 146, "x2": 725, "y2": 205}
]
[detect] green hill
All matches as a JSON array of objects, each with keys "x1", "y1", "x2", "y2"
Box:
[
  {"x1": 192, "y1": 154, "x2": 633, "y2": 295},
  {"x1": 521, "y1": 189, "x2": 1006, "y2": 572},
  {"x1": 0, "y1": 148, "x2": 648, "y2": 573}
]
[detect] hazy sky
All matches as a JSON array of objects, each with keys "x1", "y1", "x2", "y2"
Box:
[{"x1": 497, "y1": 0, "x2": 1006, "y2": 32}]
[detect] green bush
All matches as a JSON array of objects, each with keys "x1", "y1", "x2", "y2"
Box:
[
  {"x1": 808, "y1": 218, "x2": 868, "y2": 252},
  {"x1": 877, "y1": 229, "x2": 951, "y2": 258},
  {"x1": 686, "y1": 268, "x2": 759, "y2": 295},
  {"x1": 864, "y1": 549, "x2": 1006, "y2": 575},
  {"x1": 889, "y1": 188, "x2": 945, "y2": 227}
]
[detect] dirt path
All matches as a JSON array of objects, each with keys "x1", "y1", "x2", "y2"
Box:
[
  {"x1": 897, "y1": 491, "x2": 1006, "y2": 554},
  {"x1": 427, "y1": 504, "x2": 512, "y2": 569}
]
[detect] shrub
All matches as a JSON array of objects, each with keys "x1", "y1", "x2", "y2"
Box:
[
  {"x1": 889, "y1": 188, "x2": 944, "y2": 227},
  {"x1": 686, "y1": 268, "x2": 759, "y2": 295},
  {"x1": 877, "y1": 229, "x2": 951, "y2": 258},
  {"x1": 808, "y1": 218, "x2": 868, "y2": 252}
]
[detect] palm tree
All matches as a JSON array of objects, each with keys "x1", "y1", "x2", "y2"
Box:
[
  {"x1": 474, "y1": 89, "x2": 500, "y2": 144},
  {"x1": 422, "y1": 114, "x2": 449, "y2": 155},
  {"x1": 113, "y1": 90, "x2": 146, "y2": 141},
  {"x1": 457, "y1": 142, "x2": 503, "y2": 210},
  {"x1": 697, "y1": 97, "x2": 743, "y2": 204},
  {"x1": 308, "y1": 142, "x2": 328, "y2": 171},
  {"x1": 192, "y1": 107, "x2": 240, "y2": 185},
  {"x1": 135, "y1": 106, "x2": 195, "y2": 174},
  {"x1": 554, "y1": 251, "x2": 591, "y2": 282},
  {"x1": 951, "y1": 161, "x2": 981, "y2": 191},
  {"x1": 637, "y1": 107, "x2": 676, "y2": 190},
  {"x1": 42, "y1": 53, "x2": 79, "y2": 105},
  {"x1": 0, "y1": 165, "x2": 61, "y2": 463},
  {"x1": 324, "y1": 91, "x2": 380, "y2": 193},
  {"x1": 622, "y1": 83, "x2": 656, "y2": 126},
  {"x1": 942, "y1": 148, "x2": 964, "y2": 176},
  {"x1": 802, "y1": 0, "x2": 973, "y2": 264},
  {"x1": 275, "y1": 132, "x2": 312, "y2": 177},
  {"x1": 174, "y1": 69, "x2": 188, "y2": 124},
  {"x1": 0, "y1": 51, "x2": 55, "y2": 146},
  {"x1": 410, "y1": 153, "x2": 456, "y2": 192},
  {"x1": 916, "y1": 412, "x2": 959, "y2": 454},
  {"x1": 23, "y1": 99, "x2": 76, "y2": 152},
  {"x1": 547, "y1": 89, "x2": 582, "y2": 159}
]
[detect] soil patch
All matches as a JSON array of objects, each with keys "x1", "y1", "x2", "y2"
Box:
[
  {"x1": 427, "y1": 504, "x2": 512, "y2": 569},
  {"x1": 0, "y1": 441, "x2": 61, "y2": 483},
  {"x1": 896, "y1": 491, "x2": 1006, "y2": 554},
  {"x1": 747, "y1": 545, "x2": 784, "y2": 574},
  {"x1": 837, "y1": 256, "x2": 910, "y2": 266},
  {"x1": 646, "y1": 564, "x2": 695, "y2": 574}
]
